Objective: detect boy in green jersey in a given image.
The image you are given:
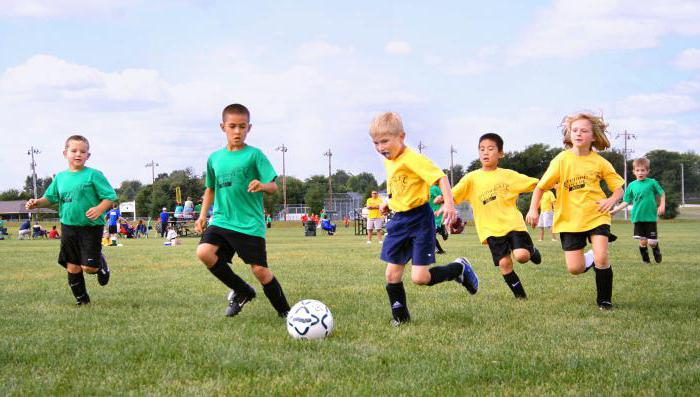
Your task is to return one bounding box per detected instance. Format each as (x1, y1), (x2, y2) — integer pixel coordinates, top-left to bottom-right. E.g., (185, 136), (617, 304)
(611, 157), (666, 263)
(194, 104), (291, 318)
(26, 135), (117, 305)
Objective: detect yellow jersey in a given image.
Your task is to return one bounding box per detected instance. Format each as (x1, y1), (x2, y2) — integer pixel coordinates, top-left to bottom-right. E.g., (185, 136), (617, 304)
(453, 168), (538, 244)
(539, 190), (556, 213)
(537, 150), (624, 233)
(365, 197), (383, 219)
(384, 147), (445, 212)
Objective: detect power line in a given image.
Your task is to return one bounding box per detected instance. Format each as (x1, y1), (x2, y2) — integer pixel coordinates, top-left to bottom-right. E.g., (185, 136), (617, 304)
(145, 160), (159, 184)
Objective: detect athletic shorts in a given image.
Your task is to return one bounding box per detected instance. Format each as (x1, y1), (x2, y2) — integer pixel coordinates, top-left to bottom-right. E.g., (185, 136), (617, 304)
(58, 224), (103, 268)
(559, 224), (611, 251)
(199, 225), (267, 267)
(367, 218), (384, 230)
(537, 211), (554, 228)
(633, 222), (658, 240)
(108, 224), (118, 234)
(380, 203), (436, 266)
(486, 231), (534, 266)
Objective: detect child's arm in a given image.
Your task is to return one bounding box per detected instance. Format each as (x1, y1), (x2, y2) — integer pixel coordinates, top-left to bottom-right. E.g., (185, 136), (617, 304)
(609, 201), (629, 215)
(434, 176), (457, 225)
(657, 193), (666, 216)
(525, 187), (544, 227)
(597, 187), (624, 213)
(195, 188), (215, 233)
(25, 197), (51, 210)
(86, 199), (114, 221)
(248, 180), (277, 194)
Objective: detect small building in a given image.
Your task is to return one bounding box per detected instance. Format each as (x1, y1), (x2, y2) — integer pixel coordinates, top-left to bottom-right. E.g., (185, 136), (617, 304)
(0, 200), (57, 221)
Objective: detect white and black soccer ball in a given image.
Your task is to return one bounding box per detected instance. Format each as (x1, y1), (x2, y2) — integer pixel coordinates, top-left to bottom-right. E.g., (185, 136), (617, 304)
(286, 299), (334, 340)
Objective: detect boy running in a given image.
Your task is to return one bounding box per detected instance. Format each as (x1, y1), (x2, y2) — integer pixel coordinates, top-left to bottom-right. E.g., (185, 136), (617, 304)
(26, 135), (116, 305)
(370, 112), (478, 326)
(194, 103), (291, 318)
(452, 133), (541, 299)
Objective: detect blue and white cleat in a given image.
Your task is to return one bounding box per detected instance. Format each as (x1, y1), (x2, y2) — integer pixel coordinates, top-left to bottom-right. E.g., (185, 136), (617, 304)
(455, 257), (478, 295)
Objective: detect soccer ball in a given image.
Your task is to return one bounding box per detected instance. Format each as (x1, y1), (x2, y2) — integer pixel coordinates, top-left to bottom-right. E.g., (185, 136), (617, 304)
(286, 299), (334, 340)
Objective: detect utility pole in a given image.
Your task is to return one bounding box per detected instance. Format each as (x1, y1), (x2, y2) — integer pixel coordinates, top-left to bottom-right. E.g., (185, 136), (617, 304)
(681, 163), (686, 206)
(27, 146), (40, 200)
(276, 144), (288, 220)
(323, 149), (333, 211)
(615, 130), (636, 220)
(145, 160), (159, 184)
(449, 145), (457, 186)
(417, 141), (426, 154)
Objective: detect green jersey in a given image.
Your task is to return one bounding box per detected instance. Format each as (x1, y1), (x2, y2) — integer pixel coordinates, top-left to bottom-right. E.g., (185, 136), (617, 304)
(43, 167), (117, 226)
(623, 178), (664, 223)
(206, 145), (277, 238)
(429, 185), (443, 227)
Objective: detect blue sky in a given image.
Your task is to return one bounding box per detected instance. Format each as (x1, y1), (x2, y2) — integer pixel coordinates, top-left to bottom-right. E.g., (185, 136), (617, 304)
(1, 0), (699, 191)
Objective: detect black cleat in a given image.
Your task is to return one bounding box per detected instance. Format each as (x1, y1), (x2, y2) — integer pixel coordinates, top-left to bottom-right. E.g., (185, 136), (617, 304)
(652, 247), (662, 263)
(97, 253), (110, 286)
(278, 310), (289, 319)
(530, 247), (542, 265)
(598, 301), (613, 311)
(391, 317), (410, 327)
(455, 257), (479, 295)
(76, 294), (91, 306)
(225, 287), (256, 317)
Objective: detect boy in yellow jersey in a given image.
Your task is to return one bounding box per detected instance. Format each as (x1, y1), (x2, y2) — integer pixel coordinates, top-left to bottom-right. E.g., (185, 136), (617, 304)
(369, 112), (478, 326)
(452, 133), (541, 299)
(537, 187), (557, 241)
(365, 191), (384, 244)
(526, 112), (624, 310)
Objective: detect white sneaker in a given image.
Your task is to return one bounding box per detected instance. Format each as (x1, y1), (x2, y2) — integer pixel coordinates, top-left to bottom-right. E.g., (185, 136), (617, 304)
(366, 241), (371, 244)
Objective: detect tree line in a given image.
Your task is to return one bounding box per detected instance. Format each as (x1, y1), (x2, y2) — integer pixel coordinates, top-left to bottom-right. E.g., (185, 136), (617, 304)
(2, 145), (698, 219)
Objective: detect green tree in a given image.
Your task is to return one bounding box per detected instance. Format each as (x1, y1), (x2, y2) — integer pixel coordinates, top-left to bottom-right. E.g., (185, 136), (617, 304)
(23, 175), (53, 198)
(346, 172), (378, 195)
(116, 180), (143, 202)
(0, 189), (31, 200)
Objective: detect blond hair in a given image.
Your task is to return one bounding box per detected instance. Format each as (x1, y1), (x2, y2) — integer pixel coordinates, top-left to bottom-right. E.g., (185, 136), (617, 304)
(633, 157), (650, 169)
(65, 135), (90, 150)
(369, 112), (404, 137)
(561, 112), (610, 151)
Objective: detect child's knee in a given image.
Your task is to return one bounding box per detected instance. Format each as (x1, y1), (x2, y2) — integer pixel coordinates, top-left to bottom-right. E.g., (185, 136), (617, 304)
(195, 245), (216, 267)
(251, 265), (271, 282)
(82, 266), (98, 274)
(593, 251), (608, 266)
(411, 272), (430, 285)
(639, 239), (648, 247)
(385, 267), (403, 283)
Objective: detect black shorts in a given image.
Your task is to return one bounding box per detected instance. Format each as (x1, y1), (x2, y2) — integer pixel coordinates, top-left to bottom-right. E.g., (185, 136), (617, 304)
(559, 224), (611, 251)
(108, 225), (118, 234)
(633, 222), (658, 240)
(486, 231), (534, 266)
(199, 225), (268, 267)
(58, 224), (103, 268)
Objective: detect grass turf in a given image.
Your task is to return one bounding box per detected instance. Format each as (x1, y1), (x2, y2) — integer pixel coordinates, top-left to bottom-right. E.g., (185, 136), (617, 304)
(1, 220), (698, 396)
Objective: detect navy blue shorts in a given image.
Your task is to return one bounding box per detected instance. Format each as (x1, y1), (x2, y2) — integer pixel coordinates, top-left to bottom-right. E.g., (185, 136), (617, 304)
(380, 203), (436, 266)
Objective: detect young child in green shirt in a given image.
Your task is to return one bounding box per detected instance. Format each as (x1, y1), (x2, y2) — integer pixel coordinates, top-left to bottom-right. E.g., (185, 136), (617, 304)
(26, 135), (117, 305)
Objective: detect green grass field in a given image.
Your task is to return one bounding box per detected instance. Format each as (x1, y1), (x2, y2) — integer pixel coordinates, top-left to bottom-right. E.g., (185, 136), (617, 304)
(1, 219), (699, 396)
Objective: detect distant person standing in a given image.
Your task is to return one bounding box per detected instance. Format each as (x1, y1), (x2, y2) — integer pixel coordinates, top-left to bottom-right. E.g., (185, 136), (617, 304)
(365, 190), (384, 244)
(159, 207), (169, 238)
(106, 203), (121, 244)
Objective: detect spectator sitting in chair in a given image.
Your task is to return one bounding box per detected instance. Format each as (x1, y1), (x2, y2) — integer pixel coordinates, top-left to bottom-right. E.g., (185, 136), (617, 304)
(18, 219), (31, 239)
(119, 220), (135, 239)
(174, 202), (184, 219)
(48, 225), (60, 239)
(32, 222), (47, 239)
(321, 217), (337, 235)
(136, 219), (148, 238)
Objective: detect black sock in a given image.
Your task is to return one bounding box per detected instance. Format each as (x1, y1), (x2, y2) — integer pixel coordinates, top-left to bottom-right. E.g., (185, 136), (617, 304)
(208, 259), (250, 294)
(263, 277), (290, 315)
(386, 282), (410, 322)
(427, 262), (462, 285)
(67, 272), (88, 301)
(639, 246), (650, 262)
(594, 266), (613, 304)
(651, 244), (661, 254)
(503, 271), (527, 299)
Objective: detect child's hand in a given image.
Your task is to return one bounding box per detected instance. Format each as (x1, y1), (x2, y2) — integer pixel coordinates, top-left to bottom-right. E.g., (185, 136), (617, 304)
(85, 207), (101, 220)
(437, 203), (457, 226)
(657, 205), (666, 217)
(433, 195), (444, 205)
(194, 217), (207, 234)
(609, 206), (619, 215)
(525, 209), (539, 227)
(596, 197), (617, 213)
(379, 202), (389, 215)
(247, 180), (262, 192)
(25, 199), (38, 210)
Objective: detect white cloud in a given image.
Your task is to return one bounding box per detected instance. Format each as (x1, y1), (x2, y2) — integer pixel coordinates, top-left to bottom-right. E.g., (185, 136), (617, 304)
(614, 93), (698, 116)
(674, 48), (700, 70)
(0, 0), (138, 18)
(510, 0), (700, 62)
(385, 41), (412, 55)
(672, 75), (700, 94)
(297, 41), (353, 61)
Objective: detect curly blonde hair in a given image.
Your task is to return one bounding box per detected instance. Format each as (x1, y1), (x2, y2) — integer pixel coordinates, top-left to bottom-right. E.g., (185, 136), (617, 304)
(561, 112), (610, 151)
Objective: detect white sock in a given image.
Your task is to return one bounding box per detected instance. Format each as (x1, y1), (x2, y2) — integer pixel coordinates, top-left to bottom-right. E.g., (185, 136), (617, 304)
(584, 250), (595, 269)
